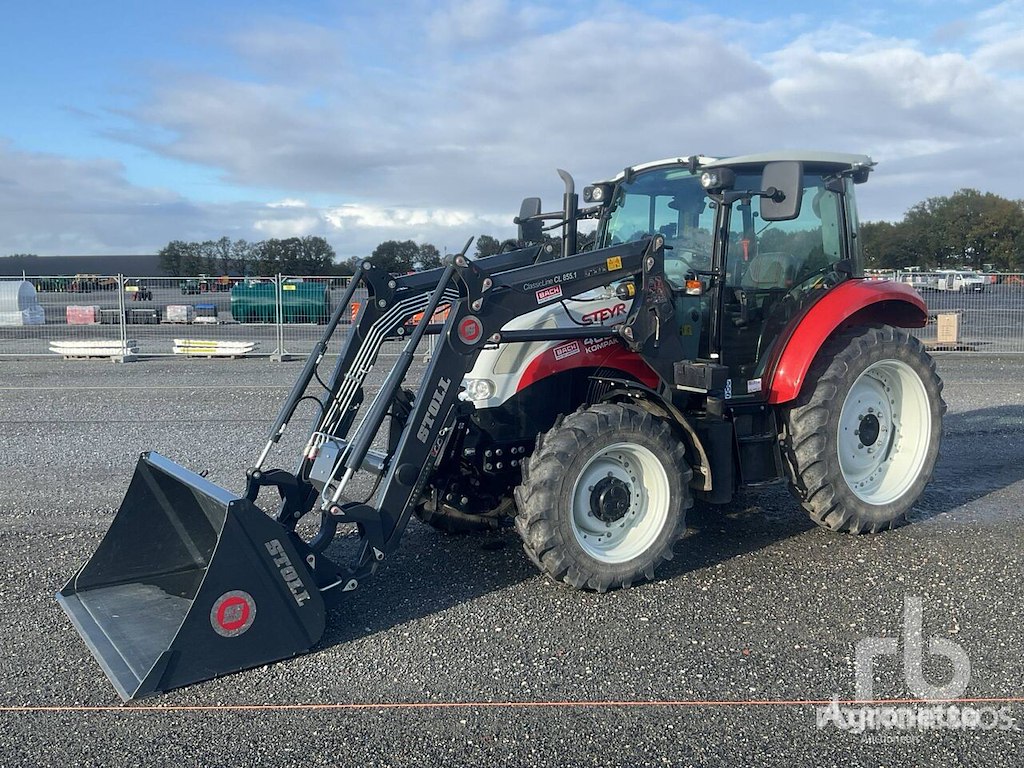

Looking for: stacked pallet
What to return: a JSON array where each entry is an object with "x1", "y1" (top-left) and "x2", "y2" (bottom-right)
[
  {"x1": 49, "y1": 339, "x2": 139, "y2": 360},
  {"x1": 173, "y1": 339, "x2": 256, "y2": 358}
]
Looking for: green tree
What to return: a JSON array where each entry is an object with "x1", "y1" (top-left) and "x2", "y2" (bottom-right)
[
  {"x1": 231, "y1": 239, "x2": 255, "y2": 275},
  {"x1": 860, "y1": 221, "x2": 919, "y2": 270},
  {"x1": 368, "y1": 240, "x2": 420, "y2": 273},
  {"x1": 158, "y1": 240, "x2": 197, "y2": 276},
  {"x1": 475, "y1": 235, "x2": 502, "y2": 259},
  {"x1": 417, "y1": 243, "x2": 443, "y2": 270},
  {"x1": 899, "y1": 189, "x2": 1024, "y2": 269}
]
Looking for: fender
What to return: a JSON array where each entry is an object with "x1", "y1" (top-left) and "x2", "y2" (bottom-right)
[
  {"x1": 590, "y1": 376, "x2": 713, "y2": 493},
  {"x1": 516, "y1": 338, "x2": 659, "y2": 392},
  {"x1": 765, "y1": 279, "x2": 928, "y2": 405}
]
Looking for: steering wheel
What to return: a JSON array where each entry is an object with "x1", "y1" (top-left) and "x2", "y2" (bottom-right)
[
  {"x1": 664, "y1": 239, "x2": 712, "y2": 286},
  {"x1": 781, "y1": 264, "x2": 842, "y2": 305}
]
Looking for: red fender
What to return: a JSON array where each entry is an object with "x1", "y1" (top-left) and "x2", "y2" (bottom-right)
[
  {"x1": 517, "y1": 336, "x2": 659, "y2": 392},
  {"x1": 765, "y1": 280, "x2": 928, "y2": 405}
]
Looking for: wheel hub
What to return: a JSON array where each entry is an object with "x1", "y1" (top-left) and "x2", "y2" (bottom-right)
[
  {"x1": 590, "y1": 476, "x2": 631, "y2": 523},
  {"x1": 857, "y1": 413, "x2": 881, "y2": 446},
  {"x1": 837, "y1": 359, "x2": 933, "y2": 505}
]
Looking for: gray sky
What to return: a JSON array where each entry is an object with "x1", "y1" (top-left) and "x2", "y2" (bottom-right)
[{"x1": 1, "y1": 0, "x2": 1022, "y2": 257}]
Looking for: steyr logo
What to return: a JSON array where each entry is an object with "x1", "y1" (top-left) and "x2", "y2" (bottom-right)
[{"x1": 580, "y1": 303, "x2": 627, "y2": 325}]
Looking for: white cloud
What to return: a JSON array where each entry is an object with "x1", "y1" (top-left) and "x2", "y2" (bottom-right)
[
  {"x1": 324, "y1": 204, "x2": 476, "y2": 230},
  {"x1": 428, "y1": 0, "x2": 520, "y2": 45},
  {"x1": 267, "y1": 198, "x2": 309, "y2": 208},
  {"x1": 6, "y1": 2, "x2": 1024, "y2": 256},
  {"x1": 252, "y1": 215, "x2": 322, "y2": 238}
]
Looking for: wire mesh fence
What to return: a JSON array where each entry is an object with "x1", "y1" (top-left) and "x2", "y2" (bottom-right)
[
  {"x1": 0, "y1": 274, "x2": 365, "y2": 358},
  {"x1": 888, "y1": 271, "x2": 1024, "y2": 354},
  {"x1": 3, "y1": 271, "x2": 1024, "y2": 358}
]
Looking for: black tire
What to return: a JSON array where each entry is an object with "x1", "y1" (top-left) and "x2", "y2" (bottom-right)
[
  {"x1": 782, "y1": 325, "x2": 945, "y2": 533},
  {"x1": 514, "y1": 403, "x2": 691, "y2": 592}
]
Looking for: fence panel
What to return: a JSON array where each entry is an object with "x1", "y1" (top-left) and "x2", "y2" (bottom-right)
[
  {"x1": 5, "y1": 271, "x2": 1024, "y2": 359},
  {"x1": 121, "y1": 275, "x2": 274, "y2": 357},
  {"x1": 895, "y1": 272, "x2": 1024, "y2": 354},
  {"x1": 0, "y1": 274, "x2": 127, "y2": 356},
  {"x1": 278, "y1": 275, "x2": 365, "y2": 358}
]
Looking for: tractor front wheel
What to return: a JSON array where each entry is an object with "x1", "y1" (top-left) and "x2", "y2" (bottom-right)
[
  {"x1": 783, "y1": 325, "x2": 944, "y2": 533},
  {"x1": 514, "y1": 403, "x2": 691, "y2": 592}
]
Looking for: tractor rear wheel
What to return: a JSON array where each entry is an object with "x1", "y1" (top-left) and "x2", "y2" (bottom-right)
[
  {"x1": 514, "y1": 403, "x2": 691, "y2": 592},
  {"x1": 782, "y1": 325, "x2": 944, "y2": 533}
]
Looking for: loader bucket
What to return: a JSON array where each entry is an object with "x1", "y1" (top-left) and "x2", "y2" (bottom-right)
[{"x1": 57, "y1": 452, "x2": 326, "y2": 701}]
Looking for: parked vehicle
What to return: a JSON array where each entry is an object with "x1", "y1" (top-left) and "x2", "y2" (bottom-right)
[
  {"x1": 59, "y1": 151, "x2": 944, "y2": 701},
  {"x1": 125, "y1": 280, "x2": 152, "y2": 301},
  {"x1": 932, "y1": 270, "x2": 987, "y2": 292}
]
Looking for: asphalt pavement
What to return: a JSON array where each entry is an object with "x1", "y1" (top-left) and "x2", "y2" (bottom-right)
[{"x1": 0, "y1": 355, "x2": 1021, "y2": 767}]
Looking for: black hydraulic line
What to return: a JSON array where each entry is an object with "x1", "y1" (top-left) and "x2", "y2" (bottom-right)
[
  {"x1": 262, "y1": 274, "x2": 364, "y2": 450},
  {"x1": 498, "y1": 327, "x2": 618, "y2": 342},
  {"x1": 314, "y1": 245, "x2": 544, "y2": 430},
  {"x1": 340, "y1": 259, "x2": 460, "y2": 478}
]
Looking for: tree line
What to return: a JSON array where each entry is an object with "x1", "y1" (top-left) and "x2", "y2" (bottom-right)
[
  {"x1": 157, "y1": 236, "x2": 341, "y2": 277},
  {"x1": 11, "y1": 187, "x2": 1023, "y2": 277},
  {"x1": 156, "y1": 234, "x2": 522, "y2": 276},
  {"x1": 861, "y1": 189, "x2": 1024, "y2": 271}
]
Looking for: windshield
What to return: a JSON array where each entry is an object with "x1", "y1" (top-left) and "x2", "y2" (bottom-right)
[{"x1": 600, "y1": 167, "x2": 716, "y2": 286}]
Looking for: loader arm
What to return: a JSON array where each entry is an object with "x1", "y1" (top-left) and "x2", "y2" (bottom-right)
[
  {"x1": 57, "y1": 234, "x2": 680, "y2": 701},
  {"x1": 281, "y1": 234, "x2": 681, "y2": 591}
]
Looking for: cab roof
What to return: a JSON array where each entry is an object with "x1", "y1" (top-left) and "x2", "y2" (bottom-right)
[{"x1": 597, "y1": 151, "x2": 874, "y2": 185}]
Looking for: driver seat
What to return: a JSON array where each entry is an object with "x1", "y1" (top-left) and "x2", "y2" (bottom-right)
[{"x1": 740, "y1": 252, "x2": 794, "y2": 290}]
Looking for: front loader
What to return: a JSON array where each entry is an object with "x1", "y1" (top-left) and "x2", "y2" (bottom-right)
[{"x1": 59, "y1": 152, "x2": 944, "y2": 699}]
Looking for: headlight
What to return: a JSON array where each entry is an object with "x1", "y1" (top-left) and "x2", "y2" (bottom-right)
[
  {"x1": 462, "y1": 378, "x2": 496, "y2": 402},
  {"x1": 583, "y1": 184, "x2": 612, "y2": 204},
  {"x1": 700, "y1": 168, "x2": 735, "y2": 191}
]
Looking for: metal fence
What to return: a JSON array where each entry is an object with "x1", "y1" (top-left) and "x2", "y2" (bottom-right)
[
  {"x1": 2, "y1": 272, "x2": 1024, "y2": 359},
  {"x1": 0, "y1": 275, "x2": 367, "y2": 359},
  {"x1": 885, "y1": 271, "x2": 1024, "y2": 354}
]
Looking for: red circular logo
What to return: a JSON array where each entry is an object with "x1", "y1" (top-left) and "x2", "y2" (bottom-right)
[
  {"x1": 211, "y1": 590, "x2": 256, "y2": 637},
  {"x1": 458, "y1": 316, "x2": 483, "y2": 344}
]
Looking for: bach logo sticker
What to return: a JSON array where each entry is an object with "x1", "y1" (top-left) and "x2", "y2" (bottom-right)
[
  {"x1": 553, "y1": 340, "x2": 581, "y2": 360},
  {"x1": 211, "y1": 590, "x2": 256, "y2": 637},
  {"x1": 535, "y1": 285, "x2": 562, "y2": 304}
]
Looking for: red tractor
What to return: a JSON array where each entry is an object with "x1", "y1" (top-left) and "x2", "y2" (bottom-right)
[{"x1": 59, "y1": 152, "x2": 943, "y2": 699}]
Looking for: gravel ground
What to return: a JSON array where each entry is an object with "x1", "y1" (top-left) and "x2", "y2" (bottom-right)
[{"x1": 0, "y1": 355, "x2": 1021, "y2": 766}]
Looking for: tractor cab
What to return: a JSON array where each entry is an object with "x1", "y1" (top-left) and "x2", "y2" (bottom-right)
[{"x1": 590, "y1": 153, "x2": 874, "y2": 390}]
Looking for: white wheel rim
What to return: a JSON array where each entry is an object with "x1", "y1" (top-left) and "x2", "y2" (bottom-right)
[
  {"x1": 570, "y1": 442, "x2": 671, "y2": 564},
  {"x1": 837, "y1": 359, "x2": 932, "y2": 505}
]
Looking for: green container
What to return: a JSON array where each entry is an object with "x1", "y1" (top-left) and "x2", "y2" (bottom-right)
[{"x1": 230, "y1": 280, "x2": 331, "y2": 323}]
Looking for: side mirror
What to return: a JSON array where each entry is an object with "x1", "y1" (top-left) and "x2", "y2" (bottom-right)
[
  {"x1": 760, "y1": 161, "x2": 803, "y2": 221},
  {"x1": 516, "y1": 197, "x2": 543, "y2": 242}
]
